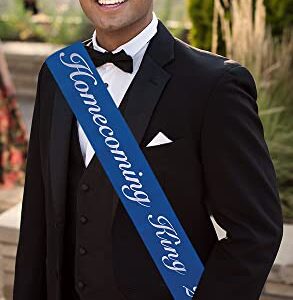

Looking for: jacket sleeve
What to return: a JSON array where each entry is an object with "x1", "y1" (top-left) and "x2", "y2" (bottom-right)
[
  {"x1": 13, "y1": 67, "x2": 47, "y2": 299},
  {"x1": 195, "y1": 65, "x2": 283, "y2": 300}
]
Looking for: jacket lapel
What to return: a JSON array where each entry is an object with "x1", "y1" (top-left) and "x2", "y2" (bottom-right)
[{"x1": 122, "y1": 21, "x2": 175, "y2": 144}]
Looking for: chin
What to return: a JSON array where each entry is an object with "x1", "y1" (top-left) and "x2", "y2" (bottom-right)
[
  {"x1": 94, "y1": 18, "x2": 131, "y2": 32},
  {"x1": 95, "y1": 22, "x2": 122, "y2": 32}
]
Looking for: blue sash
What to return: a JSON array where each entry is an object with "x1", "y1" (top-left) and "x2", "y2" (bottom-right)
[{"x1": 46, "y1": 42, "x2": 204, "y2": 299}]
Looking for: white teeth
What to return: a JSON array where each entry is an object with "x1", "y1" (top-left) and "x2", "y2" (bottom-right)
[{"x1": 97, "y1": 0, "x2": 125, "y2": 5}]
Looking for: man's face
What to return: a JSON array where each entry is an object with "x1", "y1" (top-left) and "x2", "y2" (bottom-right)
[{"x1": 79, "y1": 0, "x2": 153, "y2": 32}]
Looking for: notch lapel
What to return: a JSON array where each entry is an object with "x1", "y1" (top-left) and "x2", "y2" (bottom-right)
[
  {"x1": 122, "y1": 21, "x2": 175, "y2": 144},
  {"x1": 122, "y1": 55, "x2": 170, "y2": 144}
]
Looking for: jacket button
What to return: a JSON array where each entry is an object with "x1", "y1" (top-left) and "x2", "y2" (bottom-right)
[
  {"x1": 79, "y1": 247, "x2": 87, "y2": 255},
  {"x1": 80, "y1": 216, "x2": 88, "y2": 224},
  {"x1": 81, "y1": 183, "x2": 89, "y2": 191},
  {"x1": 77, "y1": 280, "x2": 85, "y2": 290},
  {"x1": 104, "y1": 82, "x2": 109, "y2": 88}
]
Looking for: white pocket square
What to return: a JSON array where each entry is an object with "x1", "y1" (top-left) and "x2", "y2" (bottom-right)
[{"x1": 146, "y1": 132, "x2": 173, "y2": 147}]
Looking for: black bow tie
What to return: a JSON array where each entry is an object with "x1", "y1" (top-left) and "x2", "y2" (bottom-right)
[{"x1": 87, "y1": 47, "x2": 133, "y2": 73}]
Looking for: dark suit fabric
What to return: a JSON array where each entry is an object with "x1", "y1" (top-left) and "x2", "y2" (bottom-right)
[
  {"x1": 13, "y1": 20, "x2": 283, "y2": 300},
  {"x1": 61, "y1": 119, "x2": 127, "y2": 300},
  {"x1": 61, "y1": 120, "x2": 84, "y2": 300}
]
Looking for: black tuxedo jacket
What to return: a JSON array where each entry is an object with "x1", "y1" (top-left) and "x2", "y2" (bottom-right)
[{"x1": 13, "y1": 21, "x2": 283, "y2": 300}]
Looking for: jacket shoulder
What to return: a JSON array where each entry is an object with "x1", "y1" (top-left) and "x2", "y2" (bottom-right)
[
  {"x1": 38, "y1": 61, "x2": 56, "y2": 90},
  {"x1": 172, "y1": 38, "x2": 256, "y2": 93},
  {"x1": 173, "y1": 37, "x2": 241, "y2": 75}
]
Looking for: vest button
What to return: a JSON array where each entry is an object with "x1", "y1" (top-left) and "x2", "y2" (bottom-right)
[
  {"x1": 79, "y1": 247, "x2": 87, "y2": 255},
  {"x1": 81, "y1": 183, "x2": 89, "y2": 191},
  {"x1": 77, "y1": 280, "x2": 85, "y2": 290},
  {"x1": 80, "y1": 215, "x2": 88, "y2": 224}
]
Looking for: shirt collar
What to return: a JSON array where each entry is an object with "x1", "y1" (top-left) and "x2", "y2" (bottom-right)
[{"x1": 92, "y1": 12, "x2": 158, "y2": 58}]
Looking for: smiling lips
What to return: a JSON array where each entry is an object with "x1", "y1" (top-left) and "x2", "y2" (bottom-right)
[{"x1": 97, "y1": 0, "x2": 127, "y2": 6}]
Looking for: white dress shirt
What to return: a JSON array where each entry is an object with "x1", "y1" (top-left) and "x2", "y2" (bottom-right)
[{"x1": 77, "y1": 12, "x2": 159, "y2": 167}]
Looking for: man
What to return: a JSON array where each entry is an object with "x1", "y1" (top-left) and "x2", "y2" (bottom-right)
[{"x1": 13, "y1": 0, "x2": 283, "y2": 299}]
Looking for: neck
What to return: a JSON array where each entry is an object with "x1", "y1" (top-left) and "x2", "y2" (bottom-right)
[{"x1": 95, "y1": 12, "x2": 153, "y2": 52}]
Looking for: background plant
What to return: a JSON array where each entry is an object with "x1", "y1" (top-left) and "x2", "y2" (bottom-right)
[
  {"x1": 213, "y1": 0, "x2": 293, "y2": 219},
  {"x1": 0, "y1": 0, "x2": 47, "y2": 42},
  {"x1": 187, "y1": 0, "x2": 214, "y2": 50},
  {"x1": 188, "y1": 0, "x2": 293, "y2": 50},
  {"x1": 265, "y1": 0, "x2": 293, "y2": 36},
  {"x1": 0, "y1": 0, "x2": 91, "y2": 44}
]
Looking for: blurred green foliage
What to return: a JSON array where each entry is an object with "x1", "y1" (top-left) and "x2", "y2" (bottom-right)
[
  {"x1": 0, "y1": 0, "x2": 92, "y2": 44},
  {"x1": 265, "y1": 0, "x2": 293, "y2": 36},
  {"x1": 187, "y1": 0, "x2": 214, "y2": 50},
  {"x1": 0, "y1": 1, "x2": 41, "y2": 41},
  {"x1": 256, "y1": 32, "x2": 293, "y2": 220},
  {"x1": 188, "y1": 0, "x2": 293, "y2": 49}
]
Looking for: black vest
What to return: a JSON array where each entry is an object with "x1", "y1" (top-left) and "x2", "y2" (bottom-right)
[{"x1": 61, "y1": 116, "x2": 128, "y2": 300}]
